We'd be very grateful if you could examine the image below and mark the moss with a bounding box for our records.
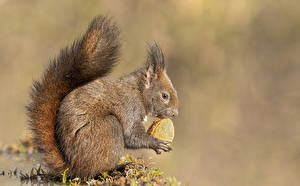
[62,168,69,184]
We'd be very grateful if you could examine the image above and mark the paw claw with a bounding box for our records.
[155,149,162,154]
[151,137,172,154]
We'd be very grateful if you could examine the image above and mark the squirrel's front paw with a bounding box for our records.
[150,137,172,154]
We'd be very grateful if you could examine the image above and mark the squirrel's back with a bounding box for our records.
[26,16,120,174]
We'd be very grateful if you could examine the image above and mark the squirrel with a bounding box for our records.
[26,16,179,178]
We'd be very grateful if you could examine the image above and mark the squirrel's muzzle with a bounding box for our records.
[163,108,178,118]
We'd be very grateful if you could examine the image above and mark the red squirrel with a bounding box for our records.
[27,16,179,177]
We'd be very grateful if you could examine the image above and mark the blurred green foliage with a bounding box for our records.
[0,0,300,185]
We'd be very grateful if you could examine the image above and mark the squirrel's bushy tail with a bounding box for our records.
[26,16,120,173]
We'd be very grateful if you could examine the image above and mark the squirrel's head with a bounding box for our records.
[142,44,178,119]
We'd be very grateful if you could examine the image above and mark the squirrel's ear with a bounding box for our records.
[145,43,165,88]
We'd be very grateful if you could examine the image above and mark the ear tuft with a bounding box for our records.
[145,43,165,88]
[146,43,165,74]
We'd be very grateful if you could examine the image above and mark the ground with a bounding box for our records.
[0,135,181,186]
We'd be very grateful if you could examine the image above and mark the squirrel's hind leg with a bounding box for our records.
[65,114,124,178]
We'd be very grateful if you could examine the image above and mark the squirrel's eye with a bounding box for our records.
[161,92,169,100]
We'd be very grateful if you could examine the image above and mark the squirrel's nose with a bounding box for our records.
[171,109,178,118]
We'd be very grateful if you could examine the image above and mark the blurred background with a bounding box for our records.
[1,0,300,185]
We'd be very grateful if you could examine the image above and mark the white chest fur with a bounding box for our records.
[143,116,148,123]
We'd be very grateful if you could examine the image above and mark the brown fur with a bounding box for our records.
[27,16,178,177]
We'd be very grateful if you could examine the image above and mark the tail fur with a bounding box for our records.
[26,16,120,173]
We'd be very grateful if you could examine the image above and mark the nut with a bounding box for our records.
[147,118,174,142]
